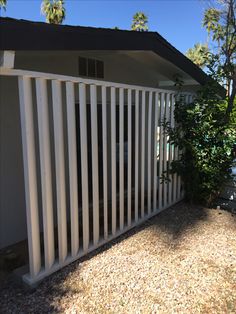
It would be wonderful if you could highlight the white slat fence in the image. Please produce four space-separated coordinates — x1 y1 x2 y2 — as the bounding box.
1 68 193 285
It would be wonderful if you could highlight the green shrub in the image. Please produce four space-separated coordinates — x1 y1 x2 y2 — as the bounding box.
167 88 236 206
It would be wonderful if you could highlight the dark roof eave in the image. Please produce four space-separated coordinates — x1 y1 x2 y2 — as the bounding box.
0 17 221 90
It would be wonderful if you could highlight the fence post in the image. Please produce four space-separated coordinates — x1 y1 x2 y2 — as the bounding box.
18 76 41 278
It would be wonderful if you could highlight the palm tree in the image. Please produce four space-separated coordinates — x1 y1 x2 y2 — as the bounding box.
131 12 148 32
186 43 209 68
41 0 65 24
203 8 221 45
0 0 7 16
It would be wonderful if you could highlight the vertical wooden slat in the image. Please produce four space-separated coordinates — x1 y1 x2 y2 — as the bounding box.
177 94 187 199
172 95 177 203
177 152 181 200
127 89 132 226
163 94 169 208
102 86 108 239
141 90 146 218
168 94 174 205
36 78 55 269
153 92 159 211
188 94 193 104
147 91 152 214
18 76 41 278
66 82 79 257
52 80 67 264
119 88 124 231
158 93 165 210
135 90 139 222
90 85 99 245
173 150 178 203
79 83 89 251
111 87 116 235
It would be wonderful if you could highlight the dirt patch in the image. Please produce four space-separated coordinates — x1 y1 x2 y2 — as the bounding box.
1 202 236 313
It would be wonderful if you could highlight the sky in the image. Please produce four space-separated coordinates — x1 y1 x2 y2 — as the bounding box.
1 0 213 54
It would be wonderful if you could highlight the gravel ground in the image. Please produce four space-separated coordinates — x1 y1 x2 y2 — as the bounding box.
1 202 236 313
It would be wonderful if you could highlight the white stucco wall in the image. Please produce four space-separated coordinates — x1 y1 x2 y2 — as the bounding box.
15 50 193 89
0 76 27 249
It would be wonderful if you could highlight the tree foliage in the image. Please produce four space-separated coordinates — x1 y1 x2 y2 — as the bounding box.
204 1 235 116
131 12 148 32
166 86 236 205
186 43 209 68
41 0 65 25
186 0 236 116
172 1 236 205
0 0 7 13
203 8 221 44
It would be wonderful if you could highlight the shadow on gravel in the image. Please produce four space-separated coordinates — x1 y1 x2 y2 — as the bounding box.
0 201 209 313
150 202 209 244
0 262 84 313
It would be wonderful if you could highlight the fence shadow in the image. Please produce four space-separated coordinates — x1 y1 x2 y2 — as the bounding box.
0 201 210 313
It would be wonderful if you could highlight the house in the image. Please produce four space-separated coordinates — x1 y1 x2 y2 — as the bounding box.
0 17 209 285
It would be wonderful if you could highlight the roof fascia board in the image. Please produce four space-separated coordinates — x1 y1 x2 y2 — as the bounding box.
0 50 15 69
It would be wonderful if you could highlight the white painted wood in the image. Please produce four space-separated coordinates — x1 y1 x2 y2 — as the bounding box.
52 80 68 264
173 146 178 203
163 94 170 207
23 196 184 286
127 89 132 226
111 87 117 235
173 155 177 203
177 146 181 200
141 90 146 218
66 82 79 257
168 94 175 205
147 92 153 214
9 69 187 286
0 68 176 94
153 92 159 211
90 85 100 245
18 76 41 278
177 95 188 199
119 88 124 231
135 90 139 222
170 95 175 136
79 83 90 251
172 95 177 203
176 94 185 200
0 51 15 68
102 86 108 239
35 78 55 269
158 93 165 210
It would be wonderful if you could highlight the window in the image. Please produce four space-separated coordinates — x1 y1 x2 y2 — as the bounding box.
78 57 104 79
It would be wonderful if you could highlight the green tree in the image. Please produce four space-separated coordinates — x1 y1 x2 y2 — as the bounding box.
205 0 235 115
170 0 236 205
0 0 7 15
131 12 148 32
203 8 221 45
41 0 65 24
188 0 235 116
167 87 236 205
186 43 209 68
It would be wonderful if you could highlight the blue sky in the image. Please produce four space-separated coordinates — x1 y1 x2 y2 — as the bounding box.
1 0 212 54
